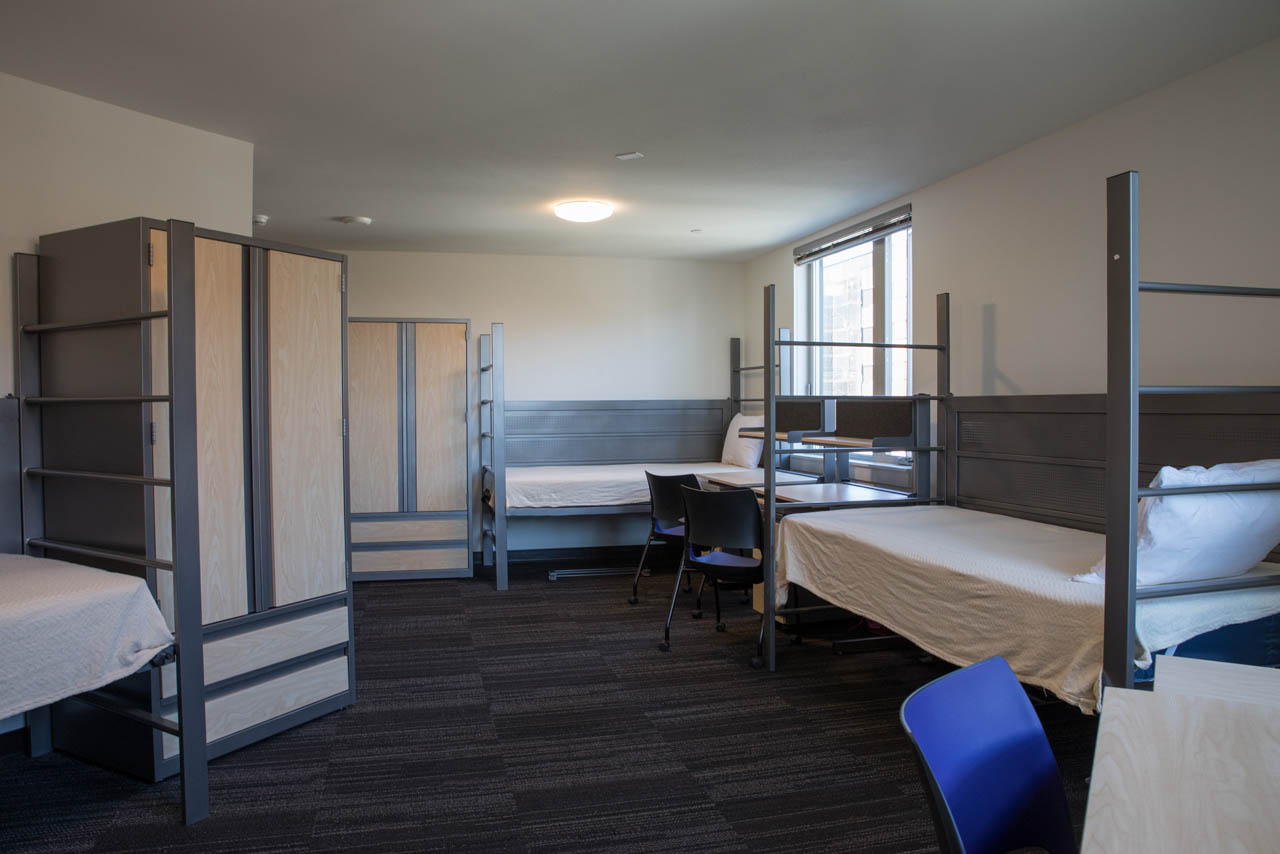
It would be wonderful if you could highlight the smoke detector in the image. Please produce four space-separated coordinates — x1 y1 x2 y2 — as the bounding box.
335 215 374 226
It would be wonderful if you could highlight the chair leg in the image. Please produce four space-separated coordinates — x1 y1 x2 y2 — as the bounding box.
714 580 725 632
629 531 653 605
692 573 706 619
659 553 686 652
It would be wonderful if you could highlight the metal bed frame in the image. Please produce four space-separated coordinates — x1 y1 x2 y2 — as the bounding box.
1102 170 1280 691
13 231 209 824
757 286 952 671
479 323 507 590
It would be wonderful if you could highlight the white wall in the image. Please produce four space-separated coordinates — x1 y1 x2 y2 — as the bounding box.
346 251 746 400
745 37 1280 398
0 72 254 393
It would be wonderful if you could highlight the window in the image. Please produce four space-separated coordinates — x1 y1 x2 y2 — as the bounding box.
794 205 912 397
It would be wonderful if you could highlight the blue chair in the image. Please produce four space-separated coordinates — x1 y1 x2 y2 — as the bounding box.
628 472 701 605
899 657 1074 854
657 486 765 667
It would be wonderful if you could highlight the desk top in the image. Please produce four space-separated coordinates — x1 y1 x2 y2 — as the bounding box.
751 482 911 504
1081 684 1280 853
1154 654 1280 706
703 470 815 488
738 430 874 448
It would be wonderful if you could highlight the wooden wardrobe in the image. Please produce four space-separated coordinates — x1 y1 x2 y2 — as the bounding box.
347 317 472 579
29 218 354 781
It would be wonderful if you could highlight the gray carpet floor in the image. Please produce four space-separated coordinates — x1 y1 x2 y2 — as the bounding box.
0 573 1099 852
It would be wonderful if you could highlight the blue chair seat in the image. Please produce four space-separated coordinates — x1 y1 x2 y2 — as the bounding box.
688 550 759 569
654 522 685 537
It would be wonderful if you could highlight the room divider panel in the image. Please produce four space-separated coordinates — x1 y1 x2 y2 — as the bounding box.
348 317 472 580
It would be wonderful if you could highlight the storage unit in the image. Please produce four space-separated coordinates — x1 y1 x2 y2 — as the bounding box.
25 217 354 782
347 317 472 580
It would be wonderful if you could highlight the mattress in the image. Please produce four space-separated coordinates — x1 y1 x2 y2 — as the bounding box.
0 554 174 720
502 462 758 509
775 505 1280 711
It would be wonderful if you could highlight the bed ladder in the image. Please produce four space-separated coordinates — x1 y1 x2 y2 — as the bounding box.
13 224 210 824
1103 171 1280 691
479 323 509 591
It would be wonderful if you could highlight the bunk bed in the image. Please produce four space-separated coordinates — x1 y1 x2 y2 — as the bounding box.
761 172 1280 710
9 246 209 824
478 324 782 590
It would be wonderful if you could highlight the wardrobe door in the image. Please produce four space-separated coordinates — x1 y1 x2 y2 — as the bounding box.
348 322 400 513
267 250 347 606
193 237 250 622
415 323 468 511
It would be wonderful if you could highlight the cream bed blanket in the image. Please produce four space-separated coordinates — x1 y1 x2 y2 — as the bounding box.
0 554 173 719
776 505 1280 711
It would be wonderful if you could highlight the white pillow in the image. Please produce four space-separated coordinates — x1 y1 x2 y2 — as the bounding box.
721 413 765 468
1075 459 1280 586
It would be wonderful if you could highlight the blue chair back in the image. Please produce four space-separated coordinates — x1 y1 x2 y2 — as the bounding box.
899 657 1074 854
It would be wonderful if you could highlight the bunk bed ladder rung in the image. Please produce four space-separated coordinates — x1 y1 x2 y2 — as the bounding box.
74 691 181 736
21 310 170 333
25 467 173 487
24 395 171 404
26 538 176 571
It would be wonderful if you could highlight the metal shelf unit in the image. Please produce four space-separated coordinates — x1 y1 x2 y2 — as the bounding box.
1102 170 1280 691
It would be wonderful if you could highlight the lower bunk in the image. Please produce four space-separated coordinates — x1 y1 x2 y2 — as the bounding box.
775 504 1280 711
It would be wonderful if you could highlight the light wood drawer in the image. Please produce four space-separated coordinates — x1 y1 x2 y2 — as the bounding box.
162 605 349 698
352 547 468 574
164 655 349 757
350 518 466 543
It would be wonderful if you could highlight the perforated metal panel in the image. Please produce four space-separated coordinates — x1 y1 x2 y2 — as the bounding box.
504 399 734 466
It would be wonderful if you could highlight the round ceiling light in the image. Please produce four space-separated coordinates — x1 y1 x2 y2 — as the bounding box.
553 200 613 223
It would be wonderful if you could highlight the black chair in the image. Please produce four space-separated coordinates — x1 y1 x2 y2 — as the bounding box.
658 485 765 667
628 472 701 605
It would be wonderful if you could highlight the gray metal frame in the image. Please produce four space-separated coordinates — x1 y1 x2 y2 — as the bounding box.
13 221 210 824
759 285 952 671
479 323 508 590
348 316 473 583
1102 171 1280 691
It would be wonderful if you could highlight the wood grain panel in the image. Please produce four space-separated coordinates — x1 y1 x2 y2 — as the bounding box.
1154 654 1280 707
350 518 466 543
352 547 468 574
268 251 347 606
1081 687 1280 853
148 229 175 629
415 323 467 510
195 237 249 623
163 655 349 758
347 322 399 513
162 605 349 697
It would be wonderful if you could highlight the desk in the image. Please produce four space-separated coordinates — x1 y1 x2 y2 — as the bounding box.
751 482 910 504
1081 659 1280 853
703 470 815 489
1153 654 1280 706
738 431 874 448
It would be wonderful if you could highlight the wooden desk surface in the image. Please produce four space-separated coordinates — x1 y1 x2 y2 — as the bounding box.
703 470 816 488
1154 654 1280 707
751 482 910 503
1081 686 1280 853
738 430 874 448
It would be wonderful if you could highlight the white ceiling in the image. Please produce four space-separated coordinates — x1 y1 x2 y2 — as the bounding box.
2 1 1278 261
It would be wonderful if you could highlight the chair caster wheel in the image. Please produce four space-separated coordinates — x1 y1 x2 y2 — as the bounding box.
691 611 703 619
627 597 638 605
658 642 670 652
750 656 764 669
715 623 726 633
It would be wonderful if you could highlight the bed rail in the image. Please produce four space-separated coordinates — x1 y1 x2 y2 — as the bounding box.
1103 171 1280 691
13 223 209 824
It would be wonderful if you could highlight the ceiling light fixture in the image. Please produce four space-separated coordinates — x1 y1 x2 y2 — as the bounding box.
335 215 374 225
553 200 613 223
614 151 644 161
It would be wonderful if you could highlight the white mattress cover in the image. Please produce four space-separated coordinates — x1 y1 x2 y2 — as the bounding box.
776 505 1280 712
0 554 173 720
503 462 755 509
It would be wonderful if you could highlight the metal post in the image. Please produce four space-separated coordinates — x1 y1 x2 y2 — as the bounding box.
167 221 209 823
763 285 777 671
730 337 742 413
1103 173 1140 693
935 293 951 504
14 254 44 557
491 323 508 591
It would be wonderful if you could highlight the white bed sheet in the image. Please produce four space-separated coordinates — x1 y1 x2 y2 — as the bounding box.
503 462 756 509
0 554 173 720
775 505 1280 711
